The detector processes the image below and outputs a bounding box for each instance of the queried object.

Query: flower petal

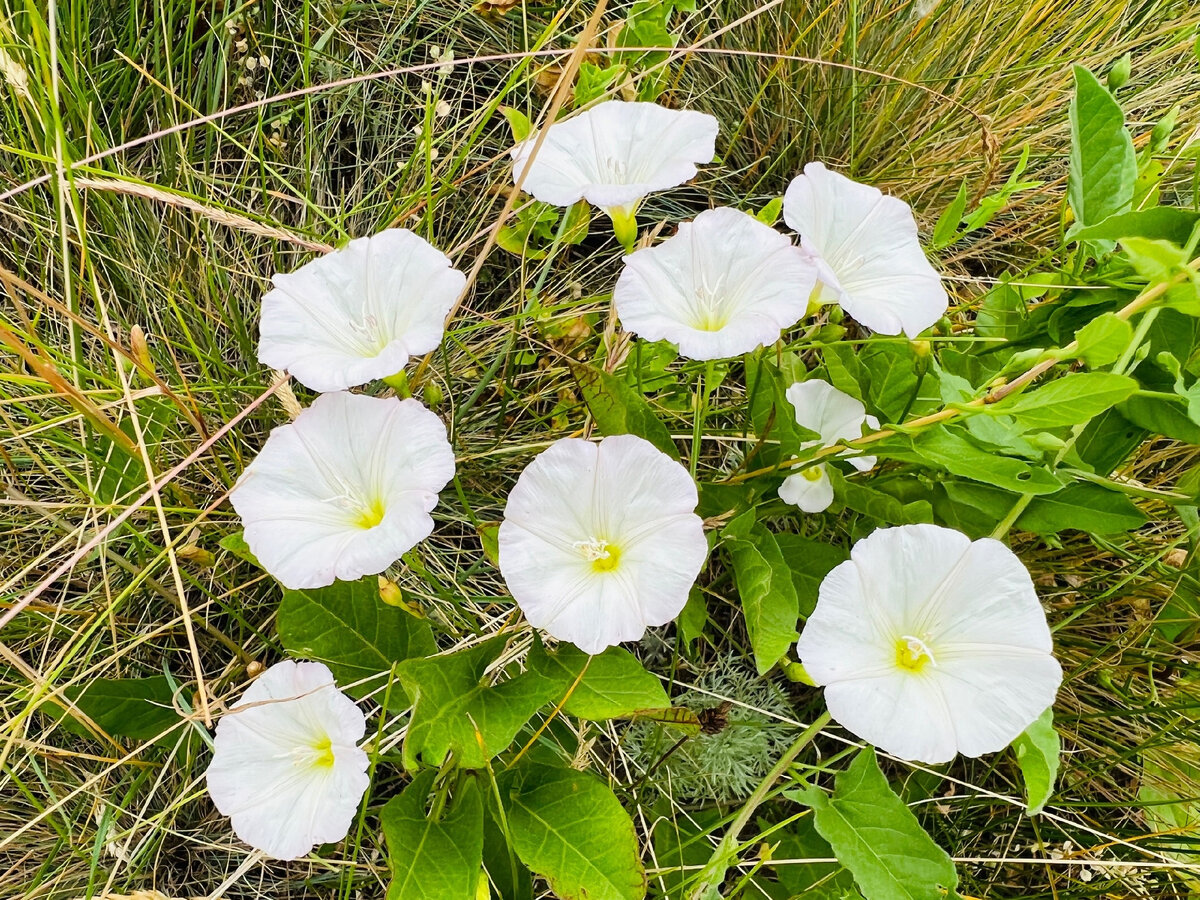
[230,392,455,590]
[778,463,835,513]
[798,524,1061,763]
[614,207,816,360]
[784,380,872,448]
[783,162,947,337]
[511,101,718,211]
[205,661,369,860]
[258,229,464,391]
[498,435,706,654]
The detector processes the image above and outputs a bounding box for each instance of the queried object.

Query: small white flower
[510,100,718,243]
[258,229,465,392]
[205,660,369,860]
[797,524,1062,764]
[777,380,879,513]
[498,435,707,655]
[613,207,816,360]
[229,391,455,590]
[783,162,948,336]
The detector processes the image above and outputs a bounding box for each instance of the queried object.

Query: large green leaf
[1070,207,1200,245]
[527,639,669,720]
[501,762,646,900]
[47,676,180,742]
[773,533,847,618]
[277,578,437,707]
[1068,65,1135,232]
[381,770,485,900]
[1015,482,1146,534]
[791,749,958,900]
[990,373,1139,431]
[911,427,1062,494]
[1012,708,1060,816]
[724,512,800,674]
[859,341,921,422]
[1070,312,1132,367]
[398,637,557,769]
[571,362,678,458]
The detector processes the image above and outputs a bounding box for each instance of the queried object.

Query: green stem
[686,710,833,900]
[691,360,716,478]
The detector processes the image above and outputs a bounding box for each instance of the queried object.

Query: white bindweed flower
[777,380,879,513]
[258,229,465,392]
[229,391,455,590]
[613,207,816,360]
[783,162,948,337]
[498,435,707,654]
[205,660,369,860]
[797,524,1062,764]
[510,100,718,246]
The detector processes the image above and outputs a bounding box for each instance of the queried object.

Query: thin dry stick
[70,177,334,252]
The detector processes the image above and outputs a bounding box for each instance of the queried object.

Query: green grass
[2,0,1200,897]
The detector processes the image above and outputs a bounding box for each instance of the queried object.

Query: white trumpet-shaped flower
[205,660,369,860]
[797,524,1062,764]
[229,391,455,590]
[258,229,465,392]
[498,435,707,655]
[613,207,816,360]
[777,380,879,513]
[783,162,948,337]
[510,100,718,245]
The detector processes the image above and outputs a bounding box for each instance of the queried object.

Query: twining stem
[727,258,1200,485]
[686,710,833,900]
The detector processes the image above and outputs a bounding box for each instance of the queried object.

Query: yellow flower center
[801,466,824,482]
[895,635,937,673]
[354,496,387,529]
[694,309,729,332]
[311,736,335,769]
[575,538,621,573]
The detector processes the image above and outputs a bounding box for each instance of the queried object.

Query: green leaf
[860,341,920,422]
[677,587,708,645]
[1016,482,1146,534]
[278,578,437,708]
[1012,708,1060,816]
[218,530,260,567]
[931,178,968,250]
[755,196,783,226]
[571,362,678,458]
[501,762,646,900]
[911,427,1062,495]
[745,356,819,461]
[501,106,532,142]
[791,749,958,900]
[1075,407,1147,474]
[527,639,669,720]
[773,533,847,618]
[1069,312,1132,367]
[830,467,935,525]
[48,677,180,742]
[382,771,485,900]
[1068,65,1135,232]
[574,62,623,107]
[991,373,1139,430]
[1120,237,1200,315]
[1120,394,1200,443]
[1070,207,1200,245]
[774,814,862,898]
[724,514,800,674]
[398,637,557,769]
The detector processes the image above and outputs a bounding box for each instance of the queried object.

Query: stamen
[574,538,621,573]
[895,634,937,672]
